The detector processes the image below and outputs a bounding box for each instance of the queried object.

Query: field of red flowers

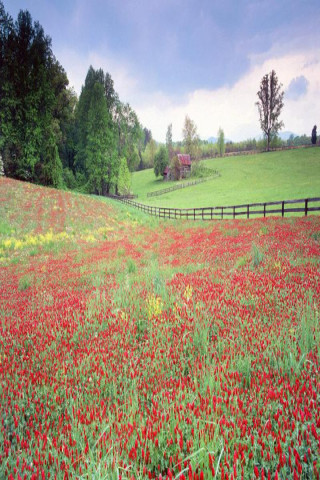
[0,177,319,480]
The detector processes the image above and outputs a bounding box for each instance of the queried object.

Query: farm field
[132,148,320,209]
[0,177,320,479]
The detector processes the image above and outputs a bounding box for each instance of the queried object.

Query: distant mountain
[278,131,297,140]
[206,136,232,143]
[254,131,298,141]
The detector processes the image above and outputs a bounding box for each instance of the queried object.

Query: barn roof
[177,154,191,166]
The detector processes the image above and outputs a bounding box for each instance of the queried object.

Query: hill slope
[0,178,320,479]
[132,147,320,208]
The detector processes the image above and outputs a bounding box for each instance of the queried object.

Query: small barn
[163,154,192,181]
[177,154,191,178]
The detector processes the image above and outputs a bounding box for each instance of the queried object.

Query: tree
[166,123,173,160]
[154,145,169,177]
[170,155,181,181]
[143,139,157,168]
[117,157,131,195]
[114,101,142,171]
[182,115,200,160]
[85,83,116,195]
[143,128,152,147]
[217,127,225,157]
[311,126,317,145]
[0,3,70,186]
[256,70,284,152]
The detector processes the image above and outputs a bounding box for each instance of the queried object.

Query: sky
[5,0,320,142]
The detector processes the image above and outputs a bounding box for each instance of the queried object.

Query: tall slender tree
[166,123,173,160]
[217,127,225,157]
[85,83,116,195]
[182,115,200,160]
[256,70,284,152]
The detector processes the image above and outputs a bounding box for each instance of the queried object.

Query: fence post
[263,203,266,218]
[282,201,285,218]
[247,205,249,219]
[233,206,235,219]
[305,198,308,216]
[221,207,224,219]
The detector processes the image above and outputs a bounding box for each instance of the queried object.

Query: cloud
[132,49,320,142]
[285,76,309,100]
[57,48,139,102]
[57,43,320,143]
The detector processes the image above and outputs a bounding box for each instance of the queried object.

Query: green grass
[131,148,320,208]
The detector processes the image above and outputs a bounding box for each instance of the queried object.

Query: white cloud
[132,49,320,142]
[58,45,320,143]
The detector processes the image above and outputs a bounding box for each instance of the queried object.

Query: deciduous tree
[256,70,284,152]
[182,115,200,160]
[154,145,169,177]
[117,157,131,195]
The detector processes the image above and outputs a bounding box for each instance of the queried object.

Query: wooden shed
[177,154,191,178]
[163,153,192,181]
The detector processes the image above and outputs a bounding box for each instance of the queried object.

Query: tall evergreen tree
[217,127,225,157]
[85,83,116,195]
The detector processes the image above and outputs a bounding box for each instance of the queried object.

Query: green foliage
[85,83,117,195]
[0,3,70,186]
[217,127,225,157]
[154,145,169,177]
[256,70,284,151]
[170,154,181,180]
[74,66,143,193]
[0,7,145,194]
[142,139,157,168]
[114,102,142,171]
[117,157,131,195]
[127,258,137,274]
[18,275,32,291]
[182,115,200,160]
[251,243,264,268]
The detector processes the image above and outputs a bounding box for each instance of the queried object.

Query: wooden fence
[147,171,220,198]
[113,197,320,220]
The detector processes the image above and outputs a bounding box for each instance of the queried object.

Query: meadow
[0,176,320,480]
[132,148,320,208]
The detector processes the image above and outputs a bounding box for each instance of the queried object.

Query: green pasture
[131,148,320,209]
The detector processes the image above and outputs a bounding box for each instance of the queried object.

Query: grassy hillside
[1,177,320,478]
[132,147,320,208]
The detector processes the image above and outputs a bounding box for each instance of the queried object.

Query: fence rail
[111,197,320,220]
[147,171,220,198]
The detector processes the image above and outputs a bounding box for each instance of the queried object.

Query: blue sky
[5,0,320,142]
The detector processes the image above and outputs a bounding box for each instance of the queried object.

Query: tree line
[0,3,151,194]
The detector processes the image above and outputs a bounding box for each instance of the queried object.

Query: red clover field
[0,178,319,480]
